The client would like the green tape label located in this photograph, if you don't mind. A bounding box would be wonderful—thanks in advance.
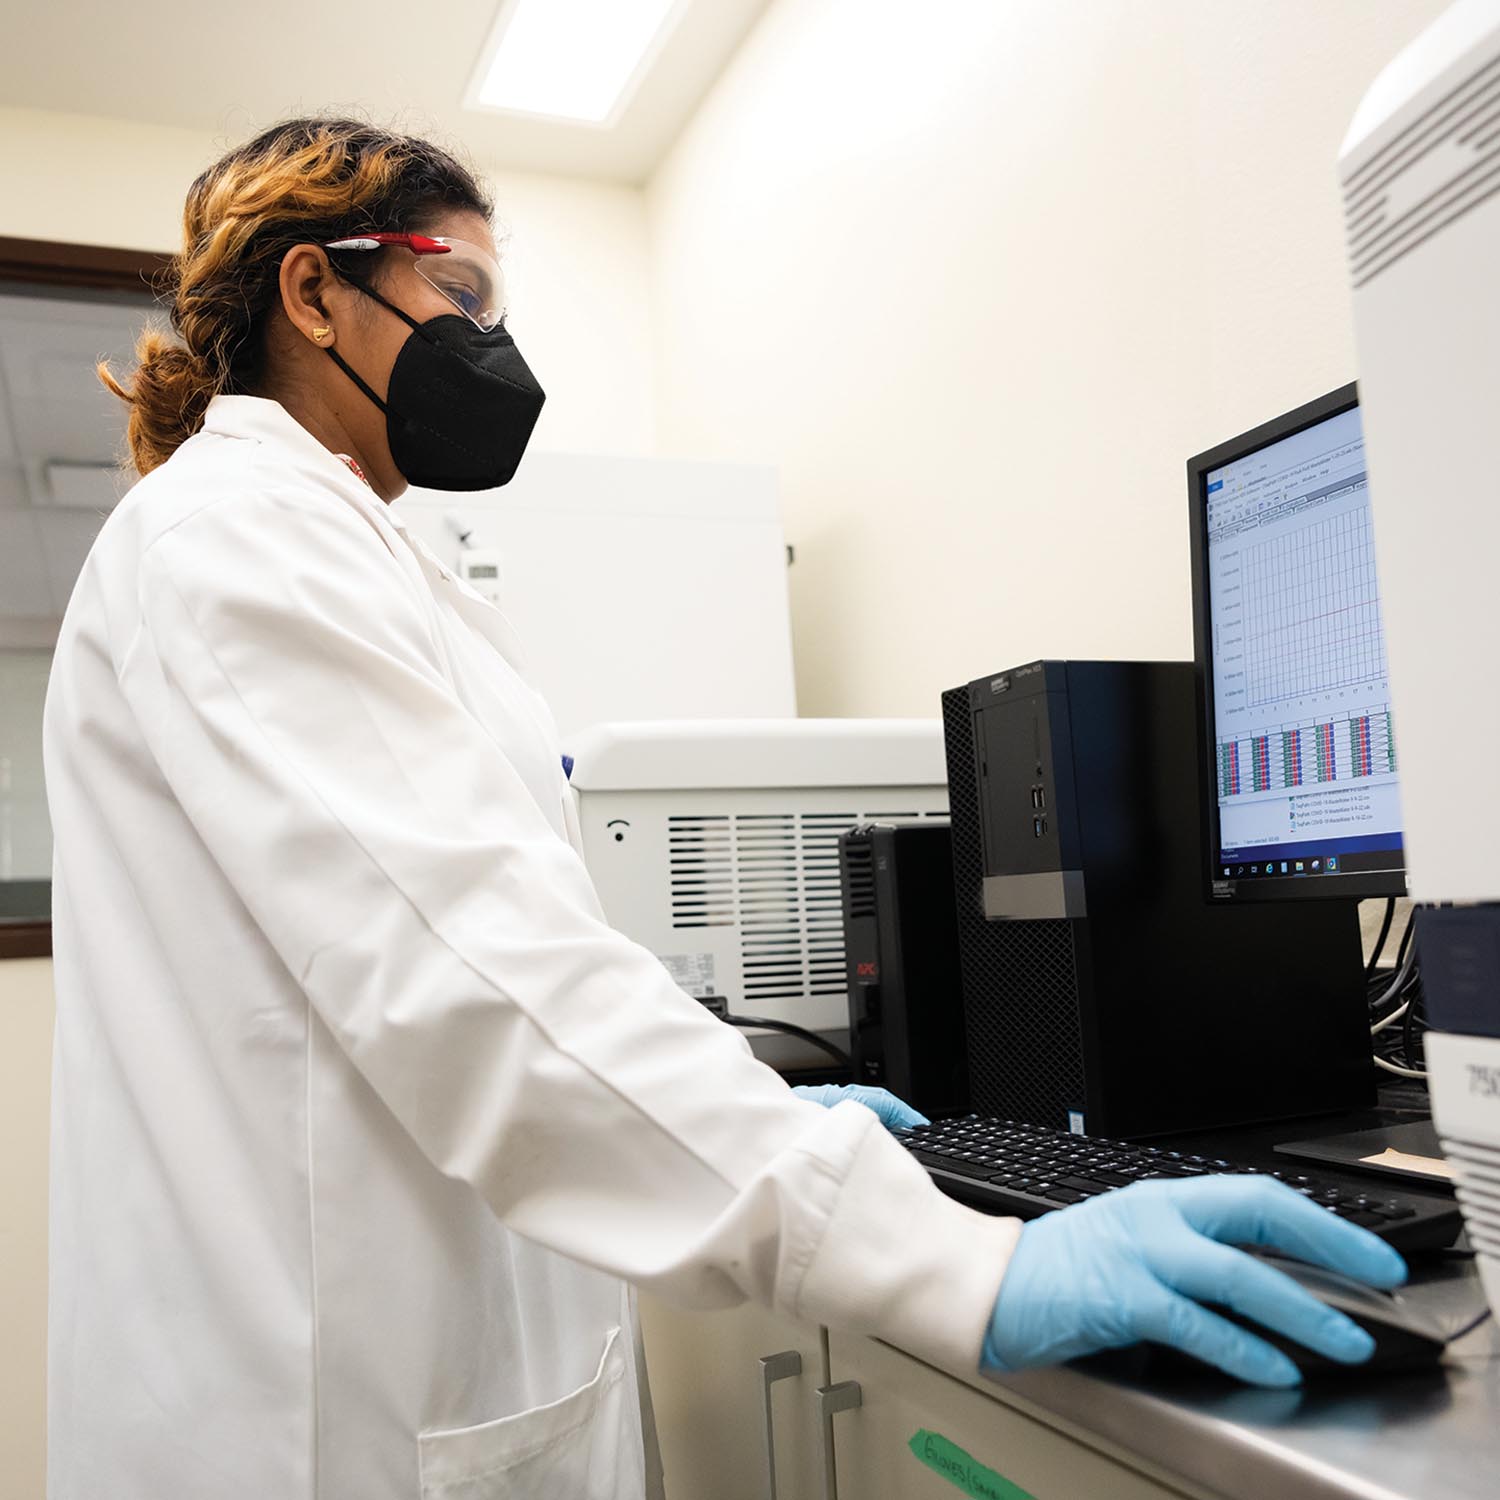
[908,1429,1037,1500]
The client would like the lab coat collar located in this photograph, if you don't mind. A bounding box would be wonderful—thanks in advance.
[200,394,404,535]
[197,396,521,665]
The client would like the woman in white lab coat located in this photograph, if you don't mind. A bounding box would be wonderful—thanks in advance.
[46,119,1407,1500]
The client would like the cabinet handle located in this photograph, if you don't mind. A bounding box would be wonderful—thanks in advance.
[816,1379,863,1500]
[758,1350,803,1500]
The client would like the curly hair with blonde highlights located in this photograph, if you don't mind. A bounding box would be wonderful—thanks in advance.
[100,118,493,476]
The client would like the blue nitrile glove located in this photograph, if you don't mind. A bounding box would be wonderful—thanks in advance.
[791,1084,930,1131]
[981,1176,1408,1388]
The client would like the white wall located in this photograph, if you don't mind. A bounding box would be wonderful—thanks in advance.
[0,105,657,459]
[645,0,1451,716]
[0,958,53,1500]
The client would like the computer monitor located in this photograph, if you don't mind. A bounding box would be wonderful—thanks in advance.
[1188,383,1406,902]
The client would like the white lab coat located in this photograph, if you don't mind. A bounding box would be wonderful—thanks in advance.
[43,394,1020,1500]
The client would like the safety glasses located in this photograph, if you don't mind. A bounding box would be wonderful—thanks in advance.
[323,232,509,331]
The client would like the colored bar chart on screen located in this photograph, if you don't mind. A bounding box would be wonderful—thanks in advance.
[1220,741,1241,798]
[1282,727,1305,787]
[1351,715,1372,777]
[1252,735,1272,792]
[1217,706,1397,798]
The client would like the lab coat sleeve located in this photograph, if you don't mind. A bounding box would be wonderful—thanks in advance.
[123,487,1020,1376]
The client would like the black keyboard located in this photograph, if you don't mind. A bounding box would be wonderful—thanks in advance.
[897,1115,1462,1253]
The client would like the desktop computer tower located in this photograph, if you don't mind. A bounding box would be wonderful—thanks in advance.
[839,822,969,1118]
[941,660,1373,1138]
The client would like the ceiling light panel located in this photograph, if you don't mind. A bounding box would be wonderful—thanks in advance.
[470,0,685,125]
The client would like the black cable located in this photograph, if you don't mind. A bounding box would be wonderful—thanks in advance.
[1369,938,1419,1028]
[1446,1306,1494,1345]
[724,1014,853,1070]
[1394,908,1417,969]
[1365,912,1429,1078]
[1364,897,1396,981]
[1402,974,1424,1072]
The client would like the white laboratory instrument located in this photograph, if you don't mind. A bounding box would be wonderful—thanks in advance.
[569,719,950,1038]
[395,451,797,739]
[1341,0,1500,1317]
[456,546,506,605]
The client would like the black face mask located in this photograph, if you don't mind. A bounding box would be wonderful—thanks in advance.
[324,280,545,491]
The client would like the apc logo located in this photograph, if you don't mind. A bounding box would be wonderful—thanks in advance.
[1468,1065,1500,1099]
[856,962,879,979]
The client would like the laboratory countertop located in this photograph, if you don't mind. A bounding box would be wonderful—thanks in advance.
[978,1253,1498,1500]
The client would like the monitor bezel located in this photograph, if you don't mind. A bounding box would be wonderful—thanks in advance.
[1187,381,1407,904]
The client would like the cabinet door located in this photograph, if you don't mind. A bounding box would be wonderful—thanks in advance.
[639,1293,825,1500]
[825,1333,1199,1500]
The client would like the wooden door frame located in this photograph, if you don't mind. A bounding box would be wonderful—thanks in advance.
[0,924,53,960]
[0,237,170,959]
[0,236,171,295]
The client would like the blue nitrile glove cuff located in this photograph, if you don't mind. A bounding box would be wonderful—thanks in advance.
[791,1083,930,1131]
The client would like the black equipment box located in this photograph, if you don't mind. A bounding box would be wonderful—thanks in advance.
[941,660,1373,1138]
[838,821,968,1117]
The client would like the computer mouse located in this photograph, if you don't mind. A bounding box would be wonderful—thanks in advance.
[1216,1252,1448,1379]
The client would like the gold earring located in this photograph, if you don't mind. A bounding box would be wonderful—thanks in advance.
[311,326,331,343]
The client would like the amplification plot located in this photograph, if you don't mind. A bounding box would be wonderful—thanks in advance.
[1242,508,1387,709]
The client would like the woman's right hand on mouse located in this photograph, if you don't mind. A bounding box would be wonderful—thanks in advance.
[979,1176,1409,1387]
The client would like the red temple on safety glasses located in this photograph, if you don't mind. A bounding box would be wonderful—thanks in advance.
[323,233,452,256]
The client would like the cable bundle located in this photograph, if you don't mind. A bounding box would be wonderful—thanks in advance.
[1365,898,1426,1078]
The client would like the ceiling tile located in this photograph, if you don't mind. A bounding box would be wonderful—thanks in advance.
[0,511,55,617]
[0,295,146,499]
[0,468,29,510]
[35,509,106,616]
[11,399,127,467]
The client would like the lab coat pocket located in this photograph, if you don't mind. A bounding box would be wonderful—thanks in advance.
[418,1326,632,1499]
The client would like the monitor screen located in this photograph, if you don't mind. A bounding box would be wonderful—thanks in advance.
[1190,385,1406,900]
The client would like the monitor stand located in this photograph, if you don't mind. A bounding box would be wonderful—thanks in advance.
[1274,1117,1453,1190]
